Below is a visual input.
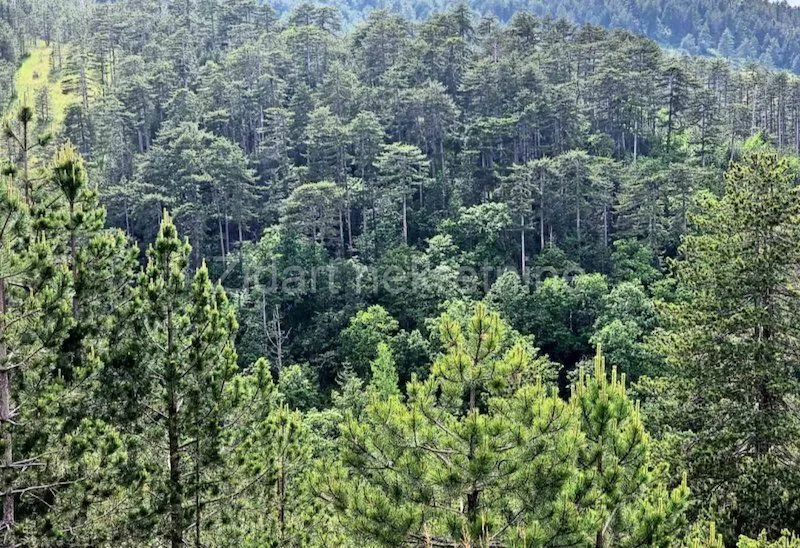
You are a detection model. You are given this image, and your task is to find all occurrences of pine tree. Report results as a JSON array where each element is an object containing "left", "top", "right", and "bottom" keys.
[
  {"left": 280, "top": 181, "right": 344, "bottom": 250},
  {"left": 0, "top": 153, "right": 70, "bottom": 541},
  {"left": 0, "top": 119, "right": 130, "bottom": 545},
  {"left": 325, "top": 303, "right": 582, "bottom": 546},
  {"left": 572, "top": 347, "right": 689, "bottom": 547},
  {"left": 325, "top": 303, "right": 689, "bottom": 545},
  {"left": 367, "top": 343, "right": 399, "bottom": 400},
  {"left": 649, "top": 151, "right": 800, "bottom": 539},
  {"left": 131, "top": 213, "right": 239, "bottom": 547},
  {"left": 498, "top": 159, "right": 553, "bottom": 275},
  {"left": 214, "top": 359, "right": 340, "bottom": 546},
  {"left": 374, "top": 143, "right": 429, "bottom": 246}
]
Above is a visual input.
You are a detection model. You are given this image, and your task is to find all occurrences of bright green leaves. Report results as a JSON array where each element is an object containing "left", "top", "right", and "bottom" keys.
[
  {"left": 51, "top": 142, "right": 88, "bottom": 205},
  {"left": 368, "top": 343, "right": 400, "bottom": 400}
]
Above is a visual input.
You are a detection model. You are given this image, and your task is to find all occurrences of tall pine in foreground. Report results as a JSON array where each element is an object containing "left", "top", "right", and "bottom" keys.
[
  {"left": 0, "top": 143, "right": 70, "bottom": 542},
  {"left": 131, "top": 213, "right": 238, "bottom": 547},
  {"left": 37, "top": 143, "right": 140, "bottom": 544},
  {"left": 0, "top": 115, "right": 130, "bottom": 544},
  {"left": 648, "top": 151, "right": 800, "bottom": 540}
]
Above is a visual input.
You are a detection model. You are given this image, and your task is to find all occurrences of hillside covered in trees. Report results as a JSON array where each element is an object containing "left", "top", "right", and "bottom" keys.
[
  {"left": 277, "top": 0, "right": 800, "bottom": 72},
  {"left": 3, "top": 0, "right": 800, "bottom": 546}
]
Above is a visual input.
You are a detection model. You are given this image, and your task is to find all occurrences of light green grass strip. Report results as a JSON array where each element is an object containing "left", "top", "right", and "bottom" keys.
[{"left": 6, "top": 41, "right": 80, "bottom": 133}]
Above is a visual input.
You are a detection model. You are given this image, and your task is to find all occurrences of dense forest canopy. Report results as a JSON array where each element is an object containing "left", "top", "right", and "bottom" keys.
[
  {"left": 276, "top": 0, "right": 800, "bottom": 73},
  {"left": 2, "top": 0, "right": 800, "bottom": 546}
]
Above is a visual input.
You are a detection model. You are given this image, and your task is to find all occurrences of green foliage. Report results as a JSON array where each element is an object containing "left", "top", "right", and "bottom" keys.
[
  {"left": 325, "top": 303, "right": 582, "bottom": 545},
  {"left": 374, "top": 142, "right": 430, "bottom": 246},
  {"left": 339, "top": 305, "right": 399, "bottom": 376},
  {"left": 278, "top": 363, "right": 321, "bottom": 410},
  {"left": 131, "top": 122, "right": 257, "bottom": 262},
  {"left": 6, "top": 3, "right": 800, "bottom": 545},
  {"left": 326, "top": 305, "right": 687, "bottom": 545},
  {"left": 645, "top": 151, "right": 800, "bottom": 540},
  {"left": 591, "top": 282, "right": 659, "bottom": 379},
  {"left": 126, "top": 213, "right": 240, "bottom": 546},
  {"left": 572, "top": 347, "right": 689, "bottom": 546},
  {"left": 610, "top": 238, "right": 662, "bottom": 286},
  {"left": 367, "top": 342, "right": 400, "bottom": 399}
]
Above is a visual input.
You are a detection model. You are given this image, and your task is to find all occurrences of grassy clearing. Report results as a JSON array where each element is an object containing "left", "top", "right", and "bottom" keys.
[{"left": 5, "top": 41, "right": 80, "bottom": 133}]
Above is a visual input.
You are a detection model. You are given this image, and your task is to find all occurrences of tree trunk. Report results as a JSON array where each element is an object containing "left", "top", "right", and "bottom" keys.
[
  {"left": 194, "top": 441, "right": 201, "bottom": 548},
  {"left": 0, "top": 279, "right": 14, "bottom": 533},
  {"left": 225, "top": 215, "right": 230, "bottom": 257},
  {"left": 67, "top": 200, "right": 81, "bottom": 318},
  {"left": 346, "top": 200, "right": 353, "bottom": 254},
  {"left": 439, "top": 139, "right": 446, "bottom": 183},
  {"left": 520, "top": 214, "right": 526, "bottom": 277},
  {"left": 595, "top": 448, "right": 605, "bottom": 548},
  {"left": 261, "top": 293, "right": 269, "bottom": 360},
  {"left": 402, "top": 195, "right": 408, "bottom": 245},
  {"left": 22, "top": 120, "right": 29, "bottom": 205},
  {"left": 338, "top": 209, "right": 345, "bottom": 258},
  {"left": 273, "top": 305, "right": 283, "bottom": 373},
  {"left": 218, "top": 217, "right": 226, "bottom": 267},
  {"left": 372, "top": 191, "right": 378, "bottom": 256},
  {"left": 795, "top": 116, "right": 799, "bottom": 156},
  {"left": 166, "top": 306, "right": 183, "bottom": 548},
  {"left": 540, "top": 172, "right": 545, "bottom": 250},
  {"left": 278, "top": 461, "right": 286, "bottom": 545}
]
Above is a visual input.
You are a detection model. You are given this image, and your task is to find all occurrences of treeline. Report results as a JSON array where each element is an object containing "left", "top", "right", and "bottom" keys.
[{"left": 276, "top": 0, "right": 800, "bottom": 72}]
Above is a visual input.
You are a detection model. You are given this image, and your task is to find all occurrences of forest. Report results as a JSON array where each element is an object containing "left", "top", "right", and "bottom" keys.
[
  {"left": 272, "top": 0, "right": 800, "bottom": 72},
  {"left": 3, "top": 0, "right": 800, "bottom": 546}
]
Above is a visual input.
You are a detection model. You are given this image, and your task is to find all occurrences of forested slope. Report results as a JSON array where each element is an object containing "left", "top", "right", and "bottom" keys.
[
  {"left": 2, "top": 0, "right": 800, "bottom": 545},
  {"left": 273, "top": 0, "right": 800, "bottom": 73}
]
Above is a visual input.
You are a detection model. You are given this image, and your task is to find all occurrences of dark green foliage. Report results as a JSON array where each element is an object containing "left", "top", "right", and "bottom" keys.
[{"left": 644, "top": 151, "right": 800, "bottom": 541}]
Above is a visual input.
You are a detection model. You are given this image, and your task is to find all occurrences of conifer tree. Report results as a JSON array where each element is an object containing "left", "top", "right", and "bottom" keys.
[
  {"left": 649, "top": 151, "right": 800, "bottom": 539},
  {"left": 0, "top": 117, "right": 128, "bottom": 545},
  {"left": 214, "top": 358, "right": 341, "bottom": 547},
  {"left": 374, "top": 143, "right": 429, "bottom": 246},
  {"left": 29, "top": 144, "right": 139, "bottom": 544},
  {"left": 367, "top": 342, "right": 399, "bottom": 400},
  {"left": 131, "top": 213, "right": 238, "bottom": 547},
  {"left": 572, "top": 347, "right": 689, "bottom": 547},
  {"left": 0, "top": 157, "right": 70, "bottom": 540},
  {"left": 499, "top": 159, "right": 553, "bottom": 275},
  {"left": 325, "top": 303, "right": 583, "bottom": 546}
]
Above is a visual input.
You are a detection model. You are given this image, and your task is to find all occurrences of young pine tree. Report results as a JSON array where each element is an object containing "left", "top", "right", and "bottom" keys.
[
  {"left": 214, "top": 359, "right": 342, "bottom": 547},
  {"left": 572, "top": 347, "right": 689, "bottom": 547},
  {"left": 325, "top": 303, "right": 582, "bottom": 546}
]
